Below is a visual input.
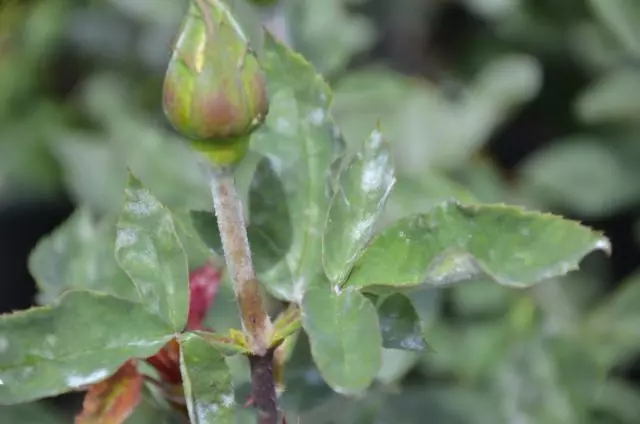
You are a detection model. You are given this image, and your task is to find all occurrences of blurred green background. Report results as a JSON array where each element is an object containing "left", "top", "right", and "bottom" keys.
[{"left": 1, "top": 0, "right": 640, "bottom": 423}]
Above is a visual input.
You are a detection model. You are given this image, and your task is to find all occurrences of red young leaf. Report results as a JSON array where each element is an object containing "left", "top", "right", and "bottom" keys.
[
  {"left": 146, "top": 338, "right": 182, "bottom": 385},
  {"left": 75, "top": 360, "right": 143, "bottom": 424},
  {"left": 187, "top": 261, "right": 222, "bottom": 330}
]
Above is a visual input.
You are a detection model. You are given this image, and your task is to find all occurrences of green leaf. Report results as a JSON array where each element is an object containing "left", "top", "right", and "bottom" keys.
[
  {"left": 376, "top": 294, "right": 426, "bottom": 352},
  {"left": 345, "top": 201, "right": 610, "bottom": 290},
  {"left": 248, "top": 34, "right": 343, "bottom": 301},
  {"left": 287, "top": 0, "right": 375, "bottom": 75},
  {"left": 575, "top": 68, "right": 640, "bottom": 124},
  {"left": 190, "top": 331, "right": 251, "bottom": 356},
  {"left": 493, "top": 336, "right": 596, "bottom": 424},
  {"left": 271, "top": 306, "right": 302, "bottom": 346},
  {"left": 171, "top": 210, "right": 216, "bottom": 270},
  {"left": 247, "top": 156, "right": 293, "bottom": 274},
  {"left": 126, "top": 386, "right": 176, "bottom": 424},
  {"left": 332, "top": 57, "right": 540, "bottom": 173},
  {"left": 115, "top": 176, "right": 189, "bottom": 331},
  {"left": 518, "top": 137, "right": 640, "bottom": 217},
  {"left": 81, "top": 74, "right": 211, "bottom": 211},
  {"left": 425, "top": 321, "right": 509, "bottom": 382},
  {"left": 189, "top": 156, "right": 292, "bottom": 275},
  {"left": 589, "top": 0, "right": 640, "bottom": 58},
  {"left": 28, "top": 209, "right": 137, "bottom": 305},
  {"left": 179, "top": 333, "right": 235, "bottom": 424},
  {"left": 376, "top": 387, "right": 497, "bottom": 424},
  {"left": 452, "top": 280, "right": 510, "bottom": 316},
  {"left": 593, "top": 379, "right": 640, "bottom": 423},
  {"left": 49, "top": 134, "right": 126, "bottom": 214},
  {"left": 0, "top": 291, "right": 173, "bottom": 405},
  {"left": 583, "top": 272, "right": 640, "bottom": 368},
  {"left": 323, "top": 128, "right": 395, "bottom": 285},
  {"left": 376, "top": 349, "right": 420, "bottom": 385},
  {"left": 302, "top": 282, "right": 382, "bottom": 395},
  {"left": 381, "top": 172, "right": 476, "bottom": 225},
  {"left": 0, "top": 402, "right": 68, "bottom": 424}
]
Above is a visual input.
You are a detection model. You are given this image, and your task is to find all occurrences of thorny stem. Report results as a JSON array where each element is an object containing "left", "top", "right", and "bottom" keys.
[{"left": 206, "top": 163, "right": 278, "bottom": 424}]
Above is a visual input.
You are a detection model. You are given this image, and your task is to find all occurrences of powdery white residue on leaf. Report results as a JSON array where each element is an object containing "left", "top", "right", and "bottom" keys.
[
  {"left": 369, "top": 129, "right": 383, "bottom": 149},
  {"left": 125, "top": 190, "right": 161, "bottom": 218},
  {"left": 115, "top": 227, "right": 138, "bottom": 249},
  {"left": 0, "top": 335, "right": 8, "bottom": 353},
  {"left": 292, "top": 276, "right": 306, "bottom": 303},
  {"left": 124, "top": 339, "right": 167, "bottom": 348},
  {"left": 307, "top": 108, "right": 326, "bottom": 126},
  {"left": 361, "top": 153, "right": 394, "bottom": 194},
  {"left": 66, "top": 369, "right": 110, "bottom": 387},
  {"left": 351, "top": 217, "right": 376, "bottom": 245},
  {"left": 196, "top": 403, "right": 219, "bottom": 417},
  {"left": 399, "top": 336, "right": 425, "bottom": 351},
  {"left": 221, "top": 391, "right": 235, "bottom": 408}
]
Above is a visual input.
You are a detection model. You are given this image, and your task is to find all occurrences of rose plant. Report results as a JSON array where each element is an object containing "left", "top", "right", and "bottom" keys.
[{"left": 0, "top": 1, "right": 612, "bottom": 423}]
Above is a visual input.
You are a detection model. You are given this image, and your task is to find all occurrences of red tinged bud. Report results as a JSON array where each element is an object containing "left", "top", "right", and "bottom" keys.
[{"left": 162, "top": 0, "right": 269, "bottom": 146}]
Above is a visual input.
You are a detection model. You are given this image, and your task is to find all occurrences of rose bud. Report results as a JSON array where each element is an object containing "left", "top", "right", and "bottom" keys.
[{"left": 163, "top": 0, "right": 269, "bottom": 156}]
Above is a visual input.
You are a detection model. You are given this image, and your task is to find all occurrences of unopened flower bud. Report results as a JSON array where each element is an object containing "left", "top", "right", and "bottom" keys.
[{"left": 163, "top": 0, "right": 269, "bottom": 146}]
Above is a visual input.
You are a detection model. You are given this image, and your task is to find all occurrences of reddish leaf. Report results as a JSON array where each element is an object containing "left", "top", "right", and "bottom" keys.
[
  {"left": 76, "top": 360, "right": 143, "bottom": 424},
  {"left": 187, "top": 262, "right": 222, "bottom": 330},
  {"left": 146, "top": 338, "right": 182, "bottom": 385}
]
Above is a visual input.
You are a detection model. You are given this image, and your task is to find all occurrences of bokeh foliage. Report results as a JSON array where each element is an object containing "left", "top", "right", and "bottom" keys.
[{"left": 1, "top": 0, "right": 639, "bottom": 423}]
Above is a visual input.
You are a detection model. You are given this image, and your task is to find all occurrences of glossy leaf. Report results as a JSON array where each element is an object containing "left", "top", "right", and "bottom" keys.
[
  {"left": 346, "top": 201, "right": 610, "bottom": 290},
  {"left": 29, "top": 209, "right": 137, "bottom": 305},
  {"left": 302, "top": 282, "right": 382, "bottom": 394},
  {"left": 115, "top": 176, "right": 190, "bottom": 331},
  {"left": 76, "top": 360, "right": 142, "bottom": 424},
  {"left": 323, "top": 128, "right": 395, "bottom": 285},
  {"left": 0, "top": 291, "right": 173, "bottom": 405},
  {"left": 377, "top": 294, "right": 426, "bottom": 352},
  {"left": 247, "top": 34, "right": 343, "bottom": 301},
  {"left": 179, "top": 333, "right": 235, "bottom": 423}
]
